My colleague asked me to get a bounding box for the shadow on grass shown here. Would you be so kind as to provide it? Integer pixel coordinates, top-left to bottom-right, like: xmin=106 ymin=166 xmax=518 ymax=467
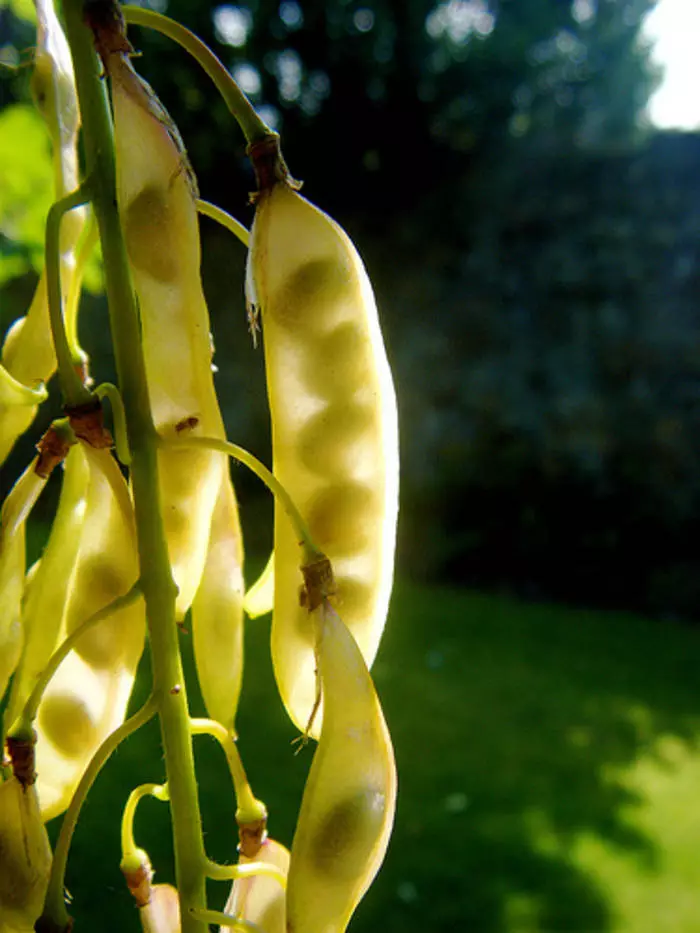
xmin=51 ymin=583 xmax=700 ymax=932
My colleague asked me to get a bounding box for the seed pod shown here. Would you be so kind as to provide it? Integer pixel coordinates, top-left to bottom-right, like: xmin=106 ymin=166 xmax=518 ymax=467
xmin=4 ymin=445 xmax=89 ymax=731
xmin=139 ymin=884 xmax=181 ymax=933
xmin=246 ymin=159 xmax=399 ymax=735
xmin=0 ymin=461 xmax=47 ymax=705
xmin=191 ymin=472 xmax=245 ymax=732
xmin=34 ymin=447 xmax=146 ymax=821
xmin=107 ymin=52 xmax=238 ymax=618
xmin=0 ymin=362 xmax=49 ymax=467
xmin=0 ymin=776 xmax=52 ymax=932
xmin=286 ymin=604 xmax=396 ymax=933
xmin=0 ymin=0 xmax=86 ymax=466
xmin=220 ymin=837 xmax=290 ymax=933
xmin=243 ymin=551 xmax=275 ymax=619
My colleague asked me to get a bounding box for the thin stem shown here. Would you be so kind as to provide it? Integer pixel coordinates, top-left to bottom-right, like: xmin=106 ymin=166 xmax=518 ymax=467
xmin=121 ymin=782 xmax=169 ymax=866
xmin=122 ymin=6 xmax=272 ymax=144
xmin=190 ymin=719 xmax=265 ymax=822
xmin=95 ymin=382 xmax=132 ymax=464
xmin=204 ymin=859 xmax=287 ymax=887
xmin=164 ymin=435 xmax=322 ymax=560
xmin=39 ymin=695 xmax=158 ymax=931
xmin=62 ymin=3 xmax=209 ymax=929
xmin=10 ymin=584 xmax=142 ymax=737
xmin=196 ymin=199 xmax=249 ymax=247
xmin=45 ymin=184 xmax=94 ymax=406
xmin=189 ymin=909 xmax=261 ymax=931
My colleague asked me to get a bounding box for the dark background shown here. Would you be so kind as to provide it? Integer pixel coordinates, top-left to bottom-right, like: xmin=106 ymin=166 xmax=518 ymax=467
xmin=2 ymin=0 xmax=699 ymax=617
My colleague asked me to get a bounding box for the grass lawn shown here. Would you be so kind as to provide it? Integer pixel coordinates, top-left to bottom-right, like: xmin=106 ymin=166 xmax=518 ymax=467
xmin=49 ymin=582 xmax=700 ymax=932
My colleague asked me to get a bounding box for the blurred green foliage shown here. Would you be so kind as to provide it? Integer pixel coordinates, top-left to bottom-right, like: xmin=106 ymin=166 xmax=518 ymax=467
xmin=4 ymin=0 xmax=700 ymax=618
xmin=56 ymin=582 xmax=700 ymax=932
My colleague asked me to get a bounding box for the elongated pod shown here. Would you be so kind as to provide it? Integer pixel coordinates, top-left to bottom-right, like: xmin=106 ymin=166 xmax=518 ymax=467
xmin=108 ymin=52 xmax=238 ymax=617
xmin=247 ymin=157 xmax=399 ymax=735
xmin=191 ymin=471 xmax=245 ymax=732
xmin=1 ymin=0 xmax=86 ymax=465
xmin=4 ymin=445 xmax=89 ymax=731
xmin=286 ymin=604 xmax=396 ymax=933
xmin=34 ymin=447 xmax=146 ymax=821
xmin=0 ymin=462 xmax=47 ymax=704
xmin=0 ymin=776 xmax=51 ymax=932
xmin=220 ymin=837 xmax=290 ymax=933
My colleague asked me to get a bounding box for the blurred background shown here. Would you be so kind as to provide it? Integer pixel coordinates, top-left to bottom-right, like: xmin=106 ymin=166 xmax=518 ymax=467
xmin=3 ymin=1 xmax=700 ymax=931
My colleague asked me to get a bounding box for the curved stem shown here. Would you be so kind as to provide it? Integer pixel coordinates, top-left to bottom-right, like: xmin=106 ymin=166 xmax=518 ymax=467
xmin=39 ymin=695 xmax=158 ymax=931
xmin=196 ymin=199 xmax=249 ymax=248
xmin=45 ymin=184 xmax=94 ymax=406
xmin=189 ymin=909 xmax=261 ymax=931
xmin=203 ymin=859 xmax=287 ymax=887
xmin=95 ymin=381 xmax=131 ymax=464
xmin=121 ymin=782 xmax=169 ymax=866
xmin=190 ymin=719 xmax=264 ymax=822
xmin=10 ymin=583 xmax=143 ymax=737
xmin=122 ymin=6 xmax=272 ymax=144
xmin=164 ymin=435 xmax=322 ymax=560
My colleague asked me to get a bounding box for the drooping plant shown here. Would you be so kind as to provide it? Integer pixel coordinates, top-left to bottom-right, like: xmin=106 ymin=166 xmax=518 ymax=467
xmin=0 ymin=2 xmax=399 ymax=931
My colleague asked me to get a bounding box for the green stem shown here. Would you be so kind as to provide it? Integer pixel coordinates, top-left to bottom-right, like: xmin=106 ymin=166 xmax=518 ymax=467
xmin=95 ymin=381 xmax=131 ymax=464
xmin=204 ymin=860 xmax=287 ymax=886
xmin=61 ymin=3 xmax=209 ymax=929
xmin=39 ymin=695 xmax=158 ymax=931
xmin=121 ymin=782 xmax=169 ymax=866
xmin=196 ymin=199 xmax=249 ymax=247
xmin=10 ymin=584 xmax=142 ymax=738
xmin=121 ymin=6 xmax=272 ymax=144
xmin=164 ymin=435 xmax=322 ymax=560
xmin=190 ymin=718 xmax=265 ymax=822
xmin=45 ymin=185 xmax=93 ymax=406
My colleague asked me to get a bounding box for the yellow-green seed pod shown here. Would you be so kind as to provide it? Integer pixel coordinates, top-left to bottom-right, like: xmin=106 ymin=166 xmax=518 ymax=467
xmin=243 ymin=551 xmax=275 ymax=619
xmin=0 ymin=776 xmax=52 ymax=933
xmin=191 ymin=472 xmax=245 ymax=732
xmin=34 ymin=447 xmax=146 ymax=821
xmin=0 ymin=363 xmax=49 ymax=467
xmin=247 ymin=176 xmax=399 ymax=735
xmin=0 ymin=0 xmax=86 ymax=466
xmin=139 ymin=884 xmax=181 ymax=933
xmin=0 ymin=461 xmax=47 ymax=704
xmin=4 ymin=445 xmax=89 ymax=731
xmin=286 ymin=605 xmax=396 ymax=933
xmin=220 ymin=837 xmax=290 ymax=933
xmin=108 ymin=53 xmax=238 ymax=618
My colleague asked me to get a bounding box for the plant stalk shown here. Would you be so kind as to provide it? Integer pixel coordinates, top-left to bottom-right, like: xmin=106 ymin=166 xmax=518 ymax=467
xmin=60 ymin=3 xmax=209 ymax=929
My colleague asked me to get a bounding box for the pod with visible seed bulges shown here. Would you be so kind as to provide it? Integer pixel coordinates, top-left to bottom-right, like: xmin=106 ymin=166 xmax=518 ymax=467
xmin=286 ymin=602 xmax=396 ymax=933
xmin=107 ymin=48 xmax=238 ymax=618
xmin=246 ymin=139 xmax=399 ymax=737
xmin=33 ymin=446 xmax=146 ymax=821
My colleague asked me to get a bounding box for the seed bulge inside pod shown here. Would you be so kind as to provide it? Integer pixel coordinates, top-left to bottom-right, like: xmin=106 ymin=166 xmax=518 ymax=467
xmin=124 ymin=185 xmax=178 ymax=282
xmin=311 ymin=787 xmax=388 ymax=881
xmin=39 ymin=693 xmax=97 ymax=756
xmin=298 ymin=402 xmax=375 ymax=477
xmin=306 ymin=482 xmax=376 ymax=554
xmin=332 ymin=576 xmax=373 ymax=626
xmin=302 ymin=321 xmax=373 ymax=401
xmin=272 ymin=259 xmax=353 ymax=333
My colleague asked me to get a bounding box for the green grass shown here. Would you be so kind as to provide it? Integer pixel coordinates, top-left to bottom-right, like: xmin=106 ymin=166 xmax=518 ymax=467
xmin=50 ymin=583 xmax=700 ymax=932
